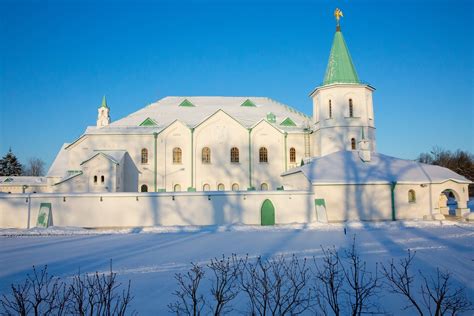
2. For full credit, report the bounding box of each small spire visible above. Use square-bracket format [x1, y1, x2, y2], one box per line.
[334, 8, 343, 32]
[100, 95, 108, 108]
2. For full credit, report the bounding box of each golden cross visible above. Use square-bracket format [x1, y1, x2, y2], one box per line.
[334, 8, 343, 25]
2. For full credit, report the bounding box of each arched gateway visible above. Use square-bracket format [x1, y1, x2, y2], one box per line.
[261, 199, 275, 226]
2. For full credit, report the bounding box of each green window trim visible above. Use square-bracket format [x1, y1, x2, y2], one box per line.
[140, 117, 158, 126]
[179, 99, 195, 107]
[280, 117, 296, 127]
[241, 99, 256, 107]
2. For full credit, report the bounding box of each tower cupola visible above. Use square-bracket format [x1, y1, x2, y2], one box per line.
[97, 96, 111, 127]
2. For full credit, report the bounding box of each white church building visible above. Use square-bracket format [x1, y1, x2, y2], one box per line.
[0, 12, 471, 227]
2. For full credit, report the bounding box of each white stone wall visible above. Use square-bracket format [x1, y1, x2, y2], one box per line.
[312, 84, 376, 156]
[0, 191, 315, 228]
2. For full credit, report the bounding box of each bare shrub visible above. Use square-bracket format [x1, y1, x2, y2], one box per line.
[168, 263, 206, 316]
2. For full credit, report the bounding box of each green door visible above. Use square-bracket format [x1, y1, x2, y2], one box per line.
[261, 199, 275, 226]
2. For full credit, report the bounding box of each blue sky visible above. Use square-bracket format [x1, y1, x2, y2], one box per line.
[1, 0, 473, 169]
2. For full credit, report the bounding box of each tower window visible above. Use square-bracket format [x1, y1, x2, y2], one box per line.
[231, 147, 239, 163]
[173, 147, 182, 164]
[140, 184, 148, 192]
[408, 190, 416, 203]
[259, 147, 268, 163]
[329, 100, 332, 119]
[101, 175, 105, 183]
[141, 148, 148, 164]
[202, 147, 211, 164]
[349, 99, 354, 118]
[93, 175, 98, 184]
[351, 138, 356, 150]
[289, 147, 296, 163]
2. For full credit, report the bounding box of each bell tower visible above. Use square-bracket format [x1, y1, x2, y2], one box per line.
[97, 96, 110, 127]
[311, 9, 376, 157]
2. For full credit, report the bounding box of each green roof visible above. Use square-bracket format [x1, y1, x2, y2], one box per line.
[139, 117, 157, 126]
[179, 99, 195, 107]
[241, 99, 256, 107]
[280, 117, 296, 127]
[323, 30, 359, 85]
[100, 95, 108, 108]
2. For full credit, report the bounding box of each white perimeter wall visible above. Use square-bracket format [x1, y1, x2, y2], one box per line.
[0, 191, 316, 229]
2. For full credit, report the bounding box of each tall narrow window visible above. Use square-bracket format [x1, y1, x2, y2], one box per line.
[349, 99, 354, 117]
[101, 175, 105, 183]
[141, 184, 148, 192]
[259, 147, 268, 163]
[231, 147, 239, 163]
[351, 138, 356, 150]
[202, 147, 211, 164]
[203, 183, 210, 191]
[261, 183, 268, 190]
[408, 190, 416, 203]
[174, 184, 181, 192]
[173, 147, 182, 164]
[232, 183, 239, 191]
[328, 100, 332, 119]
[289, 147, 296, 163]
[141, 148, 148, 164]
[218, 183, 225, 191]
[94, 175, 98, 184]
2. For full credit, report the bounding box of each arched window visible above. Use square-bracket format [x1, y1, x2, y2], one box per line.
[231, 147, 239, 163]
[408, 190, 416, 203]
[140, 184, 148, 192]
[174, 184, 181, 192]
[202, 147, 211, 164]
[328, 100, 332, 119]
[173, 147, 182, 164]
[232, 183, 239, 191]
[349, 99, 354, 118]
[93, 175, 98, 184]
[203, 183, 210, 191]
[218, 183, 225, 191]
[289, 147, 296, 163]
[351, 138, 356, 150]
[261, 183, 268, 191]
[141, 148, 148, 164]
[101, 175, 105, 183]
[259, 147, 268, 163]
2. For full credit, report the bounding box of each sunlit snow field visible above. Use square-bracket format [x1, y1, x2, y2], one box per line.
[1, 221, 473, 315]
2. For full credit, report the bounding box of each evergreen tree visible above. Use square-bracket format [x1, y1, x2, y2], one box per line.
[0, 149, 23, 176]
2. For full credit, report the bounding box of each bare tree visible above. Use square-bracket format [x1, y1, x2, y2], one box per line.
[240, 255, 312, 316]
[380, 250, 424, 315]
[342, 237, 381, 316]
[207, 254, 244, 315]
[168, 263, 206, 316]
[420, 269, 471, 316]
[24, 158, 45, 176]
[312, 246, 344, 316]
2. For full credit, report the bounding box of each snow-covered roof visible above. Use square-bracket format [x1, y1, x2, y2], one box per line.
[47, 143, 70, 177]
[282, 151, 471, 184]
[89, 96, 310, 134]
[0, 176, 48, 186]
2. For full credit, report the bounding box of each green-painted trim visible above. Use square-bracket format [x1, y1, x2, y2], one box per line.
[179, 99, 195, 107]
[140, 117, 158, 126]
[390, 181, 397, 221]
[154, 132, 158, 192]
[284, 132, 288, 172]
[248, 128, 253, 188]
[280, 117, 297, 127]
[190, 128, 194, 188]
[157, 188, 166, 192]
[241, 99, 256, 107]
[187, 187, 196, 192]
[276, 186, 284, 191]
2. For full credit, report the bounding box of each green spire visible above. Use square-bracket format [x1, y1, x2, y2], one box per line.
[323, 29, 360, 85]
[100, 95, 108, 108]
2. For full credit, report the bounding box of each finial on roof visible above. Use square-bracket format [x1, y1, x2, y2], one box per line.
[100, 95, 108, 108]
[334, 8, 343, 32]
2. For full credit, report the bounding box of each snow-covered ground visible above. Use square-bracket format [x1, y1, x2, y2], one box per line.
[1, 221, 473, 314]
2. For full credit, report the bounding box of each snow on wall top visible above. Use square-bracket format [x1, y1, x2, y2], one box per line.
[282, 151, 471, 184]
[91, 96, 310, 133]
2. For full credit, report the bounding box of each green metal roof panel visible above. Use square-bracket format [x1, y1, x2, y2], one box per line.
[100, 95, 108, 108]
[179, 99, 195, 107]
[139, 117, 158, 126]
[241, 99, 256, 107]
[323, 30, 360, 85]
[280, 117, 296, 126]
